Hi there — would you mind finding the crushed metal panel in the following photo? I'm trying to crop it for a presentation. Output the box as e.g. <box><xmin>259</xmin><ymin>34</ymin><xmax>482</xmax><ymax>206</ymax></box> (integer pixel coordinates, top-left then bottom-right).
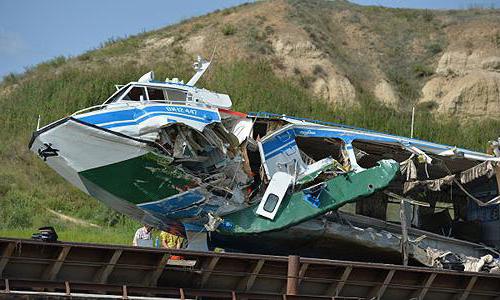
<box><xmin>258</xmin><ymin>126</ymin><xmax>305</xmax><ymax>179</ymax></box>
<box><xmin>219</xmin><ymin>159</ymin><xmax>399</xmax><ymax>234</ymax></box>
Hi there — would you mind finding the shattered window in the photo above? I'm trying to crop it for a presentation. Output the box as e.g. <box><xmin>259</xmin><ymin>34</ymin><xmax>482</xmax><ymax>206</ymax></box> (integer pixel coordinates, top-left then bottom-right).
<box><xmin>122</xmin><ymin>86</ymin><xmax>146</xmax><ymax>101</ymax></box>
<box><xmin>147</xmin><ymin>88</ymin><xmax>166</xmax><ymax>101</ymax></box>
<box><xmin>263</xmin><ymin>194</ymin><xmax>279</xmax><ymax>213</ymax></box>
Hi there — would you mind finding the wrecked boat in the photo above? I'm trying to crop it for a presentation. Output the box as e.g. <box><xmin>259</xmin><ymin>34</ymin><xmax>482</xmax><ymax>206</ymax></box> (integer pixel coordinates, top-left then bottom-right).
<box><xmin>29</xmin><ymin>57</ymin><xmax>500</xmax><ymax>272</ymax></box>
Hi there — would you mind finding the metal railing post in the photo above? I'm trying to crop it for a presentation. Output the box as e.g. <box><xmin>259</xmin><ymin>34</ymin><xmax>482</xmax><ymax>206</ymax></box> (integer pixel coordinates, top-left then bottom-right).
<box><xmin>287</xmin><ymin>255</ymin><xmax>300</xmax><ymax>295</ymax></box>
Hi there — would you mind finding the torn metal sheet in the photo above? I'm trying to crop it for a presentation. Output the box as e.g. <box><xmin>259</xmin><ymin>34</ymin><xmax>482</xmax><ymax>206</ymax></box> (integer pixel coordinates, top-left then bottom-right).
<box><xmin>426</xmin><ymin>249</ymin><xmax>500</xmax><ymax>273</ymax></box>
<box><xmin>403</xmin><ymin>174</ymin><xmax>455</xmax><ymax>194</ymax></box>
<box><xmin>212</xmin><ymin>211</ymin><xmax>499</xmax><ymax>272</ymax></box>
<box><xmin>460</xmin><ymin>160</ymin><xmax>498</xmax><ymax>184</ymax></box>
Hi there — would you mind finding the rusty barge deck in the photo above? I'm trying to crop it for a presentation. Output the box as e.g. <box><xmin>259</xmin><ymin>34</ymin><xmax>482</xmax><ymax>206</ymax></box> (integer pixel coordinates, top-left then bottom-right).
<box><xmin>1</xmin><ymin>237</ymin><xmax>499</xmax><ymax>299</ymax></box>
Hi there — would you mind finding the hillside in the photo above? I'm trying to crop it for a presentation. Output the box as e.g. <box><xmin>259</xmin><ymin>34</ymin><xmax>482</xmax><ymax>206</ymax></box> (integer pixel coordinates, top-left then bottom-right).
<box><xmin>0</xmin><ymin>0</ymin><xmax>499</xmax><ymax>243</ymax></box>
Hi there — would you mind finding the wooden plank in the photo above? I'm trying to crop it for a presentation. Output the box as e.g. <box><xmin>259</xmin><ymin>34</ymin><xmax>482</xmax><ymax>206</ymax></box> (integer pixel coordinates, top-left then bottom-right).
<box><xmin>97</xmin><ymin>249</ymin><xmax>122</xmax><ymax>284</ymax></box>
<box><xmin>200</xmin><ymin>257</ymin><xmax>220</xmax><ymax>288</ymax></box>
<box><xmin>458</xmin><ymin>276</ymin><xmax>477</xmax><ymax>300</ymax></box>
<box><xmin>369</xmin><ymin>269</ymin><xmax>395</xmax><ymax>299</ymax></box>
<box><xmin>326</xmin><ymin>265</ymin><xmax>352</xmax><ymax>297</ymax></box>
<box><xmin>43</xmin><ymin>246</ymin><xmax>71</xmax><ymax>281</ymax></box>
<box><xmin>415</xmin><ymin>273</ymin><xmax>437</xmax><ymax>300</ymax></box>
<box><xmin>237</xmin><ymin>259</ymin><xmax>265</xmax><ymax>291</ymax></box>
<box><xmin>145</xmin><ymin>253</ymin><xmax>170</xmax><ymax>287</ymax></box>
<box><xmin>0</xmin><ymin>242</ymin><xmax>16</xmax><ymax>277</ymax></box>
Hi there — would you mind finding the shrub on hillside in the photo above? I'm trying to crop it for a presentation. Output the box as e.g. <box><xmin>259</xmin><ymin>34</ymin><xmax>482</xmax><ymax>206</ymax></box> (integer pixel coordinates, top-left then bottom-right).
<box><xmin>1</xmin><ymin>72</ymin><xmax>19</xmax><ymax>85</ymax></box>
<box><xmin>221</xmin><ymin>24</ymin><xmax>237</xmax><ymax>36</ymax></box>
<box><xmin>425</xmin><ymin>42</ymin><xmax>443</xmax><ymax>55</ymax></box>
<box><xmin>413</xmin><ymin>63</ymin><xmax>434</xmax><ymax>77</ymax></box>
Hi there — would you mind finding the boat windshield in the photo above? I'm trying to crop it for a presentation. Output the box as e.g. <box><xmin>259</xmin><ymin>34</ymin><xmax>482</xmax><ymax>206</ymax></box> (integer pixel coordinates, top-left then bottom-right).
<box><xmin>103</xmin><ymin>84</ymin><xmax>188</xmax><ymax>104</ymax></box>
<box><xmin>122</xmin><ymin>86</ymin><xmax>147</xmax><ymax>101</ymax></box>
<box><xmin>104</xmin><ymin>84</ymin><xmax>130</xmax><ymax>104</ymax></box>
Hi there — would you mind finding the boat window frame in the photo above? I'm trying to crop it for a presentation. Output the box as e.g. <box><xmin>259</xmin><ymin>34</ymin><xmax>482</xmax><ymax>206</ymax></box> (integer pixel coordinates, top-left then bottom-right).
<box><xmin>120</xmin><ymin>85</ymin><xmax>148</xmax><ymax>102</ymax></box>
<box><xmin>103</xmin><ymin>84</ymin><xmax>131</xmax><ymax>104</ymax></box>
<box><xmin>104</xmin><ymin>83</ymin><xmax>192</xmax><ymax>105</ymax></box>
<box><xmin>145</xmin><ymin>85</ymin><xmax>190</xmax><ymax>104</ymax></box>
<box><xmin>146</xmin><ymin>86</ymin><xmax>167</xmax><ymax>102</ymax></box>
<box><xmin>263</xmin><ymin>193</ymin><xmax>280</xmax><ymax>213</ymax></box>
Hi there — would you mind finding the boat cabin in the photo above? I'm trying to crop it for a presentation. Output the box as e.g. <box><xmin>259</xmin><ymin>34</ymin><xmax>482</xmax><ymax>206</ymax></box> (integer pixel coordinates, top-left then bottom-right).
<box><xmin>102</xmin><ymin>81</ymin><xmax>231</xmax><ymax>109</ymax></box>
<box><xmin>104</xmin><ymin>83</ymin><xmax>189</xmax><ymax>104</ymax></box>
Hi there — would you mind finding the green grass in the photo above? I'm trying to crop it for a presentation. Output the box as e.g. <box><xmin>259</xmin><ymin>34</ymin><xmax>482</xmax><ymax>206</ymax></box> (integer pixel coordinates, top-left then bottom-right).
<box><xmin>0</xmin><ymin>227</ymin><xmax>137</xmax><ymax>245</ymax></box>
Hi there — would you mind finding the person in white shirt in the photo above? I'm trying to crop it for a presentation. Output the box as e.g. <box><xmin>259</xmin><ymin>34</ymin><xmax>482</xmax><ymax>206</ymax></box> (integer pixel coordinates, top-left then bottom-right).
<box><xmin>132</xmin><ymin>224</ymin><xmax>153</xmax><ymax>246</ymax></box>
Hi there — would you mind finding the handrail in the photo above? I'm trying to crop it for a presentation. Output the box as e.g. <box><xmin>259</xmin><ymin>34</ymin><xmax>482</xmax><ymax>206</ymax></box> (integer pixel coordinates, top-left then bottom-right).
<box><xmin>71</xmin><ymin>104</ymin><xmax>110</xmax><ymax>116</ymax></box>
<box><xmin>147</xmin><ymin>99</ymin><xmax>211</xmax><ymax>108</ymax></box>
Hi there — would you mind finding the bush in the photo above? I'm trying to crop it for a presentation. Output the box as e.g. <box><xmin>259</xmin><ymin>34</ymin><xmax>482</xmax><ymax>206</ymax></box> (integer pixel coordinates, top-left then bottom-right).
<box><xmin>47</xmin><ymin>56</ymin><xmax>67</xmax><ymax>68</ymax></box>
<box><xmin>313</xmin><ymin>64</ymin><xmax>327</xmax><ymax>77</ymax></box>
<box><xmin>191</xmin><ymin>23</ymin><xmax>205</xmax><ymax>32</ymax></box>
<box><xmin>425</xmin><ymin>42</ymin><xmax>443</xmax><ymax>55</ymax></box>
<box><xmin>221</xmin><ymin>24</ymin><xmax>236</xmax><ymax>36</ymax></box>
<box><xmin>413</xmin><ymin>63</ymin><xmax>434</xmax><ymax>77</ymax></box>
<box><xmin>246</xmin><ymin>26</ymin><xmax>273</xmax><ymax>55</ymax></box>
<box><xmin>422</xmin><ymin>10</ymin><xmax>434</xmax><ymax>22</ymax></box>
<box><xmin>1</xmin><ymin>72</ymin><xmax>19</xmax><ymax>85</ymax></box>
<box><xmin>78</xmin><ymin>53</ymin><xmax>91</xmax><ymax>61</ymax></box>
<box><xmin>416</xmin><ymin>100</ymin><xmax>439</xmax><ymax>111</ymax></box>
<box><xmin>387</xmin><ymin>68</ymin><xmax>419</xmax><ymax>100</ymax></box>
<box><xmin>495</xmin><ymin>31</ymin><xmax>500</xmax><ymax>48</ymax></box>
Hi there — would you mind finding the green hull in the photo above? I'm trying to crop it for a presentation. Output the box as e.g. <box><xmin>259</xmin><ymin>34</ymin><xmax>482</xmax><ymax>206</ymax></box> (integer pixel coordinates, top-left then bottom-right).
<box><xmin>218</xmin><ymin>159</ymin><xmax>399</xmax><ymax>235</ymax></box>
<box><xmin>79</xmin><ymin>152</ymin><xmax>195</xmax><ymax>205</ymax></box>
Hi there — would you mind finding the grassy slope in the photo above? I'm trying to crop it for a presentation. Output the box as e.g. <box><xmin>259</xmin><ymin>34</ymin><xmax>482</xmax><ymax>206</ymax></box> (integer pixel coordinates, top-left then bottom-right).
<box><xmin>0</xmin><ymin>0</ymin><xmax>498</xmax><ymax>244</ymax></box>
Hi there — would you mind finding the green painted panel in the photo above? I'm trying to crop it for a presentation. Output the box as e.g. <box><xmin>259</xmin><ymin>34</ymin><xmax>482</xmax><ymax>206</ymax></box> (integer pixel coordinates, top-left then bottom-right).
<box><xmin>218</xmin><ymin>159</ymin><xmax>399</xmax><ymax>235</ymax></box>
<box><xmin>79</xmin><ymin>152</ymin><xmax>195</xmax><ymax>204</ymax></box>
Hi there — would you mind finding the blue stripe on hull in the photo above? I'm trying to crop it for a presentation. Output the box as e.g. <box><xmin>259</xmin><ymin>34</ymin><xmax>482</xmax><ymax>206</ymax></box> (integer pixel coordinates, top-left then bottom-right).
<box><xmin>76</xmin><ymin>105</ymin><xmax>220</xmax><ymax>127</ymax></box>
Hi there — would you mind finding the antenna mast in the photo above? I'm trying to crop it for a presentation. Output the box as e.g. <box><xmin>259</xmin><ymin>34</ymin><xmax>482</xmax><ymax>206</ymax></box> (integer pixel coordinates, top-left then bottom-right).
<box><xmin>186</xmin><ymin>46</ymin><xmax>217</xmax><ymax>86</ymax></box>
<box><xmin>410</xmin><ymin>106</ymin><xmax>415</xmax><ymax>138</ymax></box>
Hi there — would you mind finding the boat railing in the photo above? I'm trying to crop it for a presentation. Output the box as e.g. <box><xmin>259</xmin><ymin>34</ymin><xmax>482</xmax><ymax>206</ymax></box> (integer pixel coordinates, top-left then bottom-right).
<box><xmin>147</xmin><ymin>99</ymin><xmax>211</xmax><ymax>108</ymax></box>
<box><xmin>71</xmin><ymin>104</ymin><xmax>110</xmax><ymax>116</ymax></box>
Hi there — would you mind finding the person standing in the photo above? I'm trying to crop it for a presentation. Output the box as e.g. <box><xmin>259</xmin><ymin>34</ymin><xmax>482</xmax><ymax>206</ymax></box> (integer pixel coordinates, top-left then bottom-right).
<box><xmin>160</xmin><ymin>230</ymin><xmax>184</xmax><ymax>249</ymax></box>
<box><xmin>132</xmin><ymin>224</ymin><xmax>153</xmax><ymax>246</ymax></box>
<box><xmin>160</xmin><ymin>230</ymin><xmax>185</xmax><ymax>260</ymax></box>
